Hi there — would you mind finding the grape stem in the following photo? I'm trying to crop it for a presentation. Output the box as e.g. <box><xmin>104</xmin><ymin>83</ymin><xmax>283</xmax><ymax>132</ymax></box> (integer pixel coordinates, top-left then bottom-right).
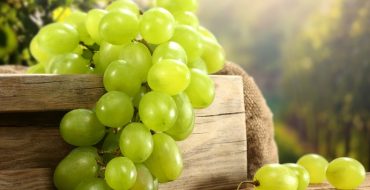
<box><xmin>236</xmin><ymin>180</ymin><xmax>260</xmax><ymax>190</ymax></box>
<box><xmin>98</xmin><ymin>148</ymin><xmax>121</xmax><ymax>156</ymax></box>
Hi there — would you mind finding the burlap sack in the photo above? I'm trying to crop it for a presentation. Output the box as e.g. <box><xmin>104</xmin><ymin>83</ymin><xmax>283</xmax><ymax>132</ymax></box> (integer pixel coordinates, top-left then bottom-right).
<box><xmin>217</xmin><ymin>62</ymin><xmax>279</xmax><ymax>179</ymax></box>
<box><xmin>0</xmin><ymin>63</ymin><xmax>279</xmax><ymax>179</ymax></box>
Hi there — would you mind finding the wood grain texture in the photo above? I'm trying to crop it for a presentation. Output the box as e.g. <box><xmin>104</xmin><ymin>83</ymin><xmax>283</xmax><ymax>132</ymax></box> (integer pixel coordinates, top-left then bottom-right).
<box><xmin>0</xmin><ymin>75</ymin><xmax>247</xmax><ymax>190</ymax></box>
<box><xmin>0</xmin><ymin>74</ymin><xmax>105</xmax><ymax>112</ymax></box>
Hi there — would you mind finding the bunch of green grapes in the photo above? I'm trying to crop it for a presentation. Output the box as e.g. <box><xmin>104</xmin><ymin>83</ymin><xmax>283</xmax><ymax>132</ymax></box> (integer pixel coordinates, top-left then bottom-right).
<box><xmin>237</xmin><ymin>153</ymin><xmax>366</xmax><ymax>190</ymax></box>
<box><xmin>28</xmin><ymin>0</ymin><xmax>226</xmax><ymax>189</ymax></box>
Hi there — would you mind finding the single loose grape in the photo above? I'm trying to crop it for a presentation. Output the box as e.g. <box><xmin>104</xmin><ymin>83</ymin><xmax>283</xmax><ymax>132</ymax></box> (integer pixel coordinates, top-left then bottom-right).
<box><xmin>283</xmin><ymin>163</ymin><xmax>310</xmax><ymax>190</ymax></box>
<box><xmin>95</xmin><ymin>91</ymin><xmax>134</xmax><ymax>128</ymax></box>
<box><xmin>297</xmin><ymin>153</ymin><xmax>328</xmax><ymax>183</ymax></box>
<box><xmin>119</xmin><ymin>123</ymin><xmax>153</xmax><ymax>163</ymax></box>
<box><xmin>60</xmin><ymin>109</ymin><xmax>105</xmax><ymax>146</ymax></box>
<box><xmin>147</xmin><ymin>59</ymin><xmax>191</xmax><ymax>95</ymax></box>
<box><xmin>140</xmin><ymin>7</ymin><xmax>175</xmax><ymax>44</ymax></box>
<box><xmin>105</xmin><ymin>157</ymin><xmax>137</xmax><ymax>190</ymax></box>
<box><xmin>139</xmin><ymin>91</ymin><xmax>178</xmax><ymax>132</ymax></box>
<box><xmin>37</xmin><ymin>23</ymin><xmax>79</xmax><ymax>54</ymax></box>
<box><xmin>144</xmin><ymin>133</ymin><xmax>183</xmax><ymax>182</ymax></box>
<box><xmin>185</xmin><ymin>69</ymin><xmax>215</xmax><ymax>108</ymax></box>
<box><xmin>253</xmin><ymin>164</ymin><xmax>298</xmax><ymax>190</ymax></box>
<box><xmin>201</xmin><ymin>37</ymin><xmax>225</xmax><ymax>74</ymax></box>
<box><xmin>326</xmin><ymin>157</ymin><xmax>366</xmax><ymax>189</ymax></box>
<box><xmin>99</xmin><ymin>10</ymin><xmax>139</xmax><ymax>45</ymax></box>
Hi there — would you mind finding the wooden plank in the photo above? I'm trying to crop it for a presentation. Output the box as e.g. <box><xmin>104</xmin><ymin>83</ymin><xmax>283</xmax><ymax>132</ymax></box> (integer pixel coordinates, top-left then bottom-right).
<box><xmin>0</xmin><ymin>75</ymin><xmax>247</xmax><ymax>190</ymax></box>
<box><xmin>242</xmin><ymin>173</ymin><xmax>370</xmax><ymax>190</ymax></box>
<box><xmin>0</xmin><ymin>168</ymin><xmax>54</xmax><ymax>190</ymax></box>
<box><xmin>0</xmin><ymin>74</ymin><xmax>105</xmax><ymax>112</ymax></box>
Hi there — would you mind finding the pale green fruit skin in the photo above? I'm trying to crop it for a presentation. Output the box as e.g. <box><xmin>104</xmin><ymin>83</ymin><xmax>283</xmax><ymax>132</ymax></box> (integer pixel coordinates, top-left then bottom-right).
<box><xmin>53</xmin><ymin>148</ymin><xmax>99</xmax><ymax>190</ymax></box>
<box><xmin>86</xmin><ymin>9</ymin><xmax>107</xmax><ymax>44</ymax></box>
<box><xmin>147</xmin><ymin>59</ymin><xmax>191</xmax><ymax>96</ymax></box>
<box><xmin>47</xmin><ymin>53</ymin><xmax>90</xmax><ymax>74</ymax></box>
<box><xmin>283</xmin><ymin>163</ymin><xmax>310</xmax><ymax>190</ymax></box>
<box><xmin>154</xmin><ymin>0</ymin><xmax>198</xmax><ymax>13</ymax></box>
<box><xmin>119</xmin><ymin>123</ymin><xmax>153</xmax><ymax>163</ymax></box>
<box><xmin>326</xmin><ymin>157</ymin><xmax>366</xmax><ymax>189</ymax></box>
<box><xmin>131</xmin><ymin>164</ymin><xmax>156</xmax><ymax>190</ymax></box>
<box><xmin>140</xmin><ymin>7</ymin><xmax>175</xmax><ymax>44</ymax></box>
<box><xmin>254</xmin><ymin>164</ymin><xmax>299</xmax><ymax>190</ymax></box>
<box><xmin>95</xmin><ymin>91</ymin><xmax>134</xmax><ymax>128</ymax></box>
<box><xmin>165</xmin><ymin>93</ymin><xmax>195</xmax><ymax>141</ymax></box>
<box><xmin>99</xmin><ymin>10</ymin><xmax>139</xmax><ymax>45</ymax></box>
<box><xmin>185</xmin><ymin>69</ymin><xmax>215</xmax><ymax>108</ymax></box>
<box><xmin>105</xmin><ymin>157</ymin><xmax>137</xmax><ymax>190</ymax></box>
<box><xmin>139</xmin><ymin>91</ymin><xmax>178</xmax><ymax>132</ymax></box>
<box><xmin>144</xmin><ymin>133</ymin><xmax>183</xmax><ymax>182</ymax></box>
<box><xmin>152</xmin><ymin>41</ymin><xmax>187</xmax><ymax>65</ymax></box>
<box><xmin>171</xmin><ymin>25</ymin><xmax>203</xmax><ymax>62</ymax></box>
<box><xmin>106</xmin><ymin>0</ymin><xmax>140</xmax><ymax>16</ymax></box>
<box><xmin>297</xmin><ymin>153</ymin><xmax>329</xmax><ymax>184</ymax></box>
<box><xmin>75</xmin><ymin>177</ymin><xmax>112</xmax><ymax>190</ymax></box>
<box><xmin>201</xmin><ymin>37</ymin><xmax>225</xmax><ymax>74</ymax></box>
<box><xmin>60</xmin><ymin>109</ymin><xmax>105</xmax><ymax>146</ymax></box>
<box><xmin>37</xmin><ymin>23</ymin><xmax>79</xmax><ymax>54</ymax></box>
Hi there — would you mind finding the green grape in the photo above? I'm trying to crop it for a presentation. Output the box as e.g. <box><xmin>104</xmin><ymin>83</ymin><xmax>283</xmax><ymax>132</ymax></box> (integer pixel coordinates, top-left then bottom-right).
<box><xmin>27</xmin><ymin>63</ymin><xmax>45</xmax><ymax>74</ymax></box>
<box><xmin>153</xmin><ymin>178</ymin><xmax>159</xmax><ymax>190</ymax></box>
<box><xmin>173</xmin><ymin>11</ymin><xmax>199</xmax><ymax>28</ymax></box>
<box><xmin>95</xmin><ymin>91</ymin><xmax>134</xmax><ymax>128</ymax></box>
<box><xmin>64</xmin><ymin>11</ymin><xmax>94</xmax><ymax>45</ymax></box>
<box><xmin>132</xmin><ymin>86</ymin><xmax>148</xmax><ymax>108</ymax></box>
<box><xmin>75</xmin><ymin>177</ymin><xmax>112</xmax><ymax>190</ymax></box>
<box><xmin>105</xmin><ymin>157</ymin><xmax>137</xmax><ymax>190</ymax></box>
<box><xmin>106</xmin><ymin>0</ymin><xmax>140</xmax><ymax>16</ymax></box>
<box><xmin>54</xmin><ymin>147</ymin><xmax>99</xmax><ymax>190</ymax></box>
<box><xmin>188</xmin><ymin>57</ymin><xmax>208</xmax><ymax>73</ymax></box>
<box><xmin>96</xmin><ymin>42</ymin><xmax>125</xmax><ymax>74</ymax></box>
<box><xmin>201</xmin><ymin>37</ymin><xmax>225</xmax><ymax>74</ymax></box>
<box><xmin>60</xmin><ymin>109</ymin><xmax>105</xmax><ymax>146</ymax></box>
<box><xmin>171</xmin><ymin>25</ymin><xmax>203</xmax><ymax>62</ymax></box>
<box><xmin>140</xmin><ymin>7</ymin><xmax>175</xmax><ymax>44</ymax></box>
<box><xmin>30</xmin><ymin>36</ymin><xmax>51</xmax><ymax>63</ymax></box>
<box><xmin>37</xmin><ymin>23</ymin><xmax>79</xmax><ymax>54</ymax></box>
<box><xmin>297</xmin><ymin>153</ymin><xmax>328</xmax><ymax>183</ymax></box>
<box><xmin>144</xmin><ymin>133</ymin><xmax>183</xmax><ymax>182</ymax></box>
<box><xmin>99</xmin><ymin>10</ymin><xmax>139</xmax><ymax>45</ymax></box>
<box><xmin>118</xmin><ymin>41</ymin><xmax>152</xmax><ymax>82</ymax></box>
<box><xmin>47</xmin><ymin>53</ymin><xmax>90</xmax><ymax>74</ymax></box>
<box><xmin>139</xmin><ymin>91</ymin><xmax>178</xmax><ymax>132</ymax></box>
<box><xmin>326</xmin><ymin>157</ymin><xmax>366</xmax><ymax>189</ymax></box>
<box><xmin>253</xmin><ymin>164</ymin><xmax>298</xmax><ymax>190</ymax></box>
<box><xmin>104</xmin><ymin>60</ymin><xmax>142</xmax><ymax>97</ymax></box>
<box><xmin>165</xmin><ymin>93</ymin><xmax>195</xmax><ymax>141</ymax></box>
<box><xmin>86</xmin><ymin>9</ymin><xmax>107</xmax><ymax>44</ymax></box>
<box><xmin>147</xmin><ymin>59</ymin><xmax>190</xmax><ymax>95</ymax></box>
<box><xmin>185</xmin><ymin>69</ymin><xmax>215</xmax><ymax>108</ymax></box>
<box><xmin>131</xmin><ymin>164</ymin><xmax>156</xmax><ymax>190</ymax></box>
<box><xmin>154</xmin><ymin>0</ymin><xmax>198</xmax><ymax>13</ymax></box>
<box><xmin>198</xmin><ymin>26</ymin><xmax>217</xmax><ymax>41</ymax></box>
<box><xmin>283</xmin><ymin>163</ymin><xmax>310</xmax><ymax>190</ymax></box>
<box><xmin>152</xmin><ymin>41</ymin><xmax>187</xmax><ymax>65</ymax></box>
<box><xmin>120</xmin><ymin>123</ymin><xmax>153</xmax><ymax>163</ymax></box>
<box><xmin>70</xmin><ymin>146</ymin><xmax>102</xmax><ymax>163</ymax></box>
<box><xmin>102</xmin><ymin>130</ymin><xmax>122</xmax><ymax>163</ymax></box>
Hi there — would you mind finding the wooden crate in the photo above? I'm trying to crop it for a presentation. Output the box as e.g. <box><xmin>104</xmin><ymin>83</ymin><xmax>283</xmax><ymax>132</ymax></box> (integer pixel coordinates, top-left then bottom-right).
<box><xmin>0</xmin><ymin>75</ymin><xmax>247</xmax><ymax>190</ymax></box>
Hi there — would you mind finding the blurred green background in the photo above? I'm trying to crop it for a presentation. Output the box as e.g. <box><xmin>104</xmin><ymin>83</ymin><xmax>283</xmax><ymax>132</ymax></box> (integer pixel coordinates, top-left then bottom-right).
<box><xmin>1</xmin><ymin>0</ymin><xmax>369</xmax><ymax>169</ymax></box>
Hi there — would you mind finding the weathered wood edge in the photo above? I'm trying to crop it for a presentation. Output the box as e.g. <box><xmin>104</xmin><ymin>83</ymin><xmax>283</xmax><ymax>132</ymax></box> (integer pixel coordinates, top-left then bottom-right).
<box><xmin>0</xmin><ymin>74</ymin><xmax>242</xmax><ymax>113</ymax></box>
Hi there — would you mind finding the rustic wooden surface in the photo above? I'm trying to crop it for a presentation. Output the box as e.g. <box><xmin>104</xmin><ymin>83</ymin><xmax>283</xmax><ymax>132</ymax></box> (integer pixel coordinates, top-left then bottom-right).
<box><xmin>0</xmin><ymin>75</ymin><xmax>247</xmax><ymax>190</ymax></box>
<box><xmin>242</xmin><ymin>173</ymin><xmax>370</xmax><ymax>190</ymax></box>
